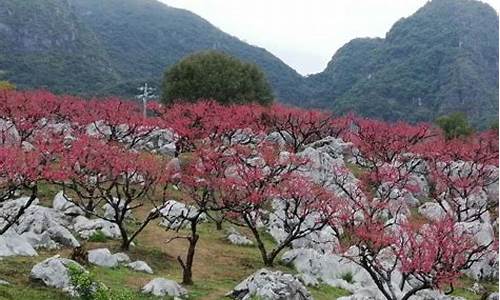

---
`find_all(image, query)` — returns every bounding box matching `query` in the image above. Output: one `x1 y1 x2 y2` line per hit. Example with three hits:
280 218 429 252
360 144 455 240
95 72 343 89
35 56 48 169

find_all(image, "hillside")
0 0 119 94
308 0 499 128
0 0 309 102
0 0 497 127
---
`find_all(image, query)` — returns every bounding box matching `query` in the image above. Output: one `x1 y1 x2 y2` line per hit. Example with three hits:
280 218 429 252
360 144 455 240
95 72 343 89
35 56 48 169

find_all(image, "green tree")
161 51 273 105
435 112 474 140
0 81 15 91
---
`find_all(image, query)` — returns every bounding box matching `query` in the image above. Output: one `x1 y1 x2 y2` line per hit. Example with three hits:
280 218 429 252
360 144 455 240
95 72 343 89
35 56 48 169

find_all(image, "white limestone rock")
30 255 84 292
87 248 118 268
158 200 205 230
21 231 58 250
418 202 449 221
52 191 84 216
0 229 38 257
226 268 313 300
127 260 153 274
142 278 187 297
226 227 253 246
73 216 121 240
113 252 131 264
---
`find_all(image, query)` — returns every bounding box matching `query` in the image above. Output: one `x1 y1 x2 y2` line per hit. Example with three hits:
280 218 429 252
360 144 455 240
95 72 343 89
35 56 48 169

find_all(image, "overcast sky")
160 0 499 75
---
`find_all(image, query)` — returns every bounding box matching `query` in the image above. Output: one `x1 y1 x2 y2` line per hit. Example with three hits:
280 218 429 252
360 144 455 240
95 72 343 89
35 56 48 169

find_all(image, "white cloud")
159 0 499 75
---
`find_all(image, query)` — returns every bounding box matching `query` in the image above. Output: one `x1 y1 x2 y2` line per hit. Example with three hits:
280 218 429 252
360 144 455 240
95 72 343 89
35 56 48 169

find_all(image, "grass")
1 185 494 300
0 217 353 300
340 271 354 284
35 182 61 206
449 276 499 300
310 284 351 299
87 230 108 243
345 162 365 178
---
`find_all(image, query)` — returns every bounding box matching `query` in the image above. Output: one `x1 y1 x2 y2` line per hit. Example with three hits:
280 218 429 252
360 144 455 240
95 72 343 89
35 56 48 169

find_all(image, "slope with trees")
307 0 499 128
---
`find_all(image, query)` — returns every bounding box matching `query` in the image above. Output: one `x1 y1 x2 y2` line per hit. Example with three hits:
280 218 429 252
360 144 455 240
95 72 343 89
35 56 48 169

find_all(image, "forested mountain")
0 0 309 101
0 0 497 127
0 0 119 94
307 0 499 127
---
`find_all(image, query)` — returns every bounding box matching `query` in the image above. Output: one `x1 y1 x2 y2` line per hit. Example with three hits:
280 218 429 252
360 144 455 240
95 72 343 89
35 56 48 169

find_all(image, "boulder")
30 255 84 292
87 248 118 268
158 200 205 230
15 204 71 235
52 191 84 216
1 199 79 250
0 197 39 227
298 146 347 187
306 136 352 159
265 131 294 148
102 200 131 220
412 290 466 300
21 231 58 250
488 293 499 300
227 268 312 300
141 278 187 297
73 216 121 240
266 199 339 253
462 249 498 280
468 282 487 295
408 174 429 198
226 227 253 246
281 248 372 290
127 260 153 274
158 142 177 156
47 225 80 248
0 229 37 257
0 279 9 285
418 202 449 221
113 252 131 264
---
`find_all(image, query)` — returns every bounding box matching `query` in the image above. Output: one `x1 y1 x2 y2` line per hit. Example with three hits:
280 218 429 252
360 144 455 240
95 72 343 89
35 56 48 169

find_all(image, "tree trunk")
119 225 130 251
85 200 94 218
250 227 271 266
215 220 223 231
179 219 199 285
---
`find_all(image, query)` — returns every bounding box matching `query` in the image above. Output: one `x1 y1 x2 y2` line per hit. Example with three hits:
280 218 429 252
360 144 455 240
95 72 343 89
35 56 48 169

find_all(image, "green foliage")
340 271 354 284
0 0 497 127
309 284 352 299
0 81 15 90
490 120 499 131
0 0 306 102
87 230 108 243
435 112 474 140
307 0 498 128
161 51 273 105
68 263 134 300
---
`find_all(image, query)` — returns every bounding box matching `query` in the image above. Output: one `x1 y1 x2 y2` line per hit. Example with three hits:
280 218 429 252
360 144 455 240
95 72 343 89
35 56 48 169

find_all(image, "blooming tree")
221 143 338 266
56 136 171 250
0 146 46 234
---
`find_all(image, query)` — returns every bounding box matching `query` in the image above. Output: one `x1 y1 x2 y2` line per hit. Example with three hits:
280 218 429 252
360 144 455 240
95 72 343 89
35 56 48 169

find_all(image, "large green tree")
161 51 273 105
435 112 474 140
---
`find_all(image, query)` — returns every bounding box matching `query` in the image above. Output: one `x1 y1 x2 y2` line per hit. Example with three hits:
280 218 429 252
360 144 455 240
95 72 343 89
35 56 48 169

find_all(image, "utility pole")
136 83 156 118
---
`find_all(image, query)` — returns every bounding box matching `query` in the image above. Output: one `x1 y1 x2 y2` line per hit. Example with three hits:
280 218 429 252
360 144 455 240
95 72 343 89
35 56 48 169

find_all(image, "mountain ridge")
306 0 499 127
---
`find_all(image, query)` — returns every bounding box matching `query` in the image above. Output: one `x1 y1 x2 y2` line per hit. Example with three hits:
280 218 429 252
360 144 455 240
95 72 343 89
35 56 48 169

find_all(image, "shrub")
0 81 15 90
340 272 354 283
87 230 108 243
68 263 133 300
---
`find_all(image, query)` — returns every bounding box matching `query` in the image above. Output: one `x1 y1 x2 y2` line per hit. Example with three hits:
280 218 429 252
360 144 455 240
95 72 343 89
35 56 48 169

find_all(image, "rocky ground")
0 179 497 300
0 128 498 300
0 189 351 299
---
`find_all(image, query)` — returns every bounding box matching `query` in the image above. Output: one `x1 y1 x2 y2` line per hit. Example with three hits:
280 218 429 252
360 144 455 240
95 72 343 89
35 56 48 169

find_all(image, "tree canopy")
161 51 274 106
435 112 474 140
